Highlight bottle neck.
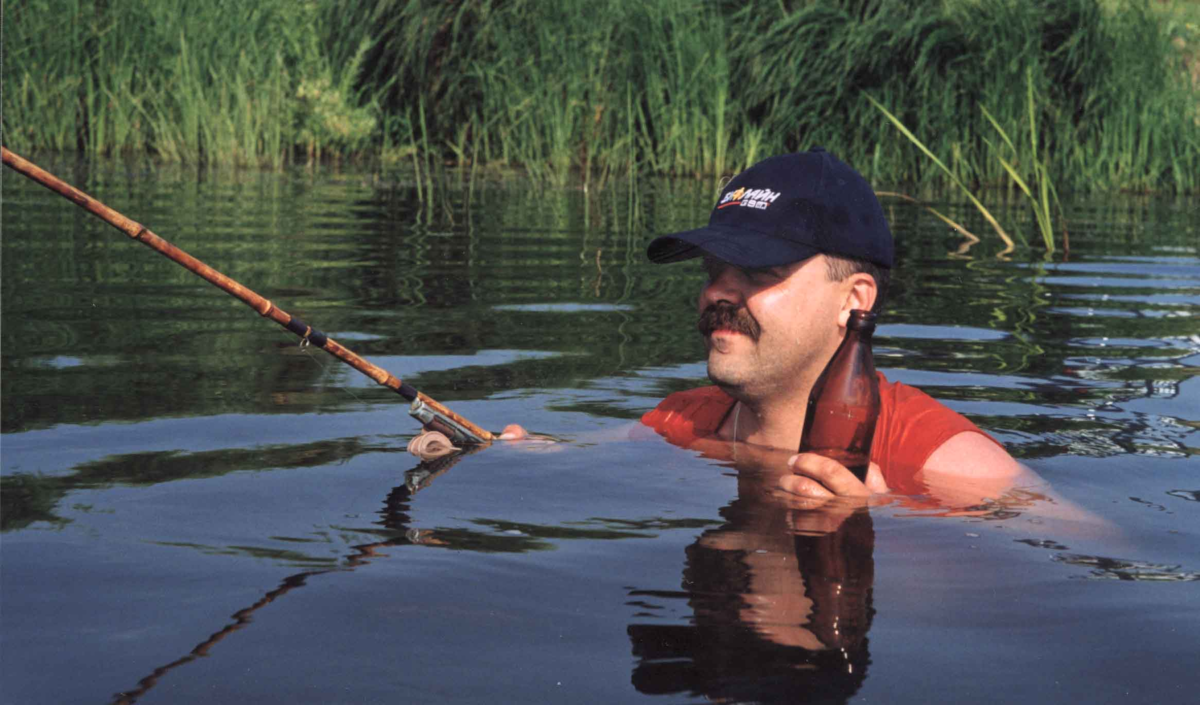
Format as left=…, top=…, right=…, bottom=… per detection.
left=845, top=310, right=876, bottom=339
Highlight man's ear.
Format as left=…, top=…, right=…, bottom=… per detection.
left=837, top=273, right=877, bottom=327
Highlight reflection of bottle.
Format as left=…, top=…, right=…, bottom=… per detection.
left=799, top=310, right=880, bottom=481
left=793, top=509, right=876, bottom=660
left=627, top=478, right=877, bottom=702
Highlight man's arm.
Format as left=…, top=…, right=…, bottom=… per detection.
left=409, top=421, right=654, bottom=459
left=782, top=432, right=1023, bottom=501
left=922, top=431, right=1024, bottom=478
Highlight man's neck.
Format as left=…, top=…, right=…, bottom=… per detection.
left=719, top=387, right=812, bottom=451
left=712, top=330, right=845, bottom=450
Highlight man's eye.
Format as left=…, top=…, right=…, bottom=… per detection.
left=701, top=259, right=781, bottom=284
left=745, top=267, right=782, bottom=282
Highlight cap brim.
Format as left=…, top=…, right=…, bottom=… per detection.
left=647, top=225, right=821, bottom=269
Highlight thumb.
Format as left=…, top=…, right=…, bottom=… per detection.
left=498, top=424, right=529, bottom=441
left=865, top=461, right=889, bottom=493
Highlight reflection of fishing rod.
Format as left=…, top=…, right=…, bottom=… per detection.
left=112, top=454, right=456, bottom=704
left=112, top=571, right=320, bottom=705
left=2, top=147, right=491, bottom=444
left=405, top=444, right=488, bottom=495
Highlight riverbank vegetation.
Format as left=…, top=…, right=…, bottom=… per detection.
left=4, top=0, right=1198, bottom=193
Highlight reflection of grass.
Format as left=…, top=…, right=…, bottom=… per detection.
left=0, top=438, right=378, bottom=531
left=0, top=474, right=74, bottom=531
left=1052, top=553, right=1200, bottom=582
left=407, top=528, right=556, bottom=554
left=569, top=517, right=722, bottom=532
left=473, top=518, right=653, bottom=541
left=999, top=259, right=1050, bottom=373
left=69, top=438, right=377, bottom=485
left=402, top=516, right=722, bottom=554
left=152, top=542, right=341, bottom=568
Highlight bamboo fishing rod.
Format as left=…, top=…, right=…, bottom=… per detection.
left=2, top=146, right=493, bottom=444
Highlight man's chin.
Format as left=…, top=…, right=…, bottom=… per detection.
left=706, top=361, right=749, bottom=395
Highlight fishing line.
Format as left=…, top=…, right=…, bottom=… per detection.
left=290, top=333, right=370, bottom=407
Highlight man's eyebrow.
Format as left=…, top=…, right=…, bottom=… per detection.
left=701, top=257, right=785, bottom=277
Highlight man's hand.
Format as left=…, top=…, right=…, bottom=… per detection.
left=498, top=424, right=529, bottom=440
left=408, top=423, right=554, bottom=460
left=495, top=424, right=562, bottom=453
left=778, top=453, right=889, bottom=501
left=407, top=430, right=459, bottom=459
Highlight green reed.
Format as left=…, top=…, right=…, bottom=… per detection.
left=871, top=65, right=1070, bottom=253
left=3, top=0, right=374, bottom=166
left=869, top=94, right=1017, bottom=250
left=980, top=69, right=1060, bottom=253
left=5, top=0, right=1197, bottom=195
left=317, top=0, right=1200, bottom=195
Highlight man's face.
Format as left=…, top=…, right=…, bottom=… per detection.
left=697, top=254, right=846, bottom=401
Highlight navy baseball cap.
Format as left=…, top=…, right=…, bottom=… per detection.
left=647, top=148, right=893, bottom=269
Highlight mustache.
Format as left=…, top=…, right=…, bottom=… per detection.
left=697, top=303, right=761, bottom=341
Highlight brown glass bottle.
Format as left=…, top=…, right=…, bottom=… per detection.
left=798, top=310, right=880, bottom=481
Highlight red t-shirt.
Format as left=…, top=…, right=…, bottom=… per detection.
left=640, top=373, right=1001, bottom=492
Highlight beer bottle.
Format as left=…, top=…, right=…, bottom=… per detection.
left=798, top=310, right=880, bottom=481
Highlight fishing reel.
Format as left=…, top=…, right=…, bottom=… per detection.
left=408, top=398, right=491, bottom=446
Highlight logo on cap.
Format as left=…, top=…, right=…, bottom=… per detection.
left=717, top=186, right=781, bottom=211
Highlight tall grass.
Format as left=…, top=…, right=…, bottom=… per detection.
left=3, top=0, right=375, bottom=166
left=871, top=66, right=1069, bottom=253
left=4, top=0, right=1197, bottom=194
left=726, top=0, right=1198, bottom=193
left=981, top=69, right=1061, bottom=253
left=328, top=0, right=1199, bottom=194
left=321, top=0, right=750, bottom=187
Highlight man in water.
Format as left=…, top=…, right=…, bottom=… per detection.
left=505, top=148, right=1023, bottom=500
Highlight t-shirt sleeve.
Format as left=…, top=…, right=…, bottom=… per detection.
left=640, top=396, right=685, bottom=433
left=641, top=388, right=733, bottom=447
left=872, top=380, right=1004, bottom=493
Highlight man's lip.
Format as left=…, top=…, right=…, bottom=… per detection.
left=707, top=328, right=746, bottom=337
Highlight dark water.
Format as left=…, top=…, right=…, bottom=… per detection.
left=2, top=159, right=1198, bottom=704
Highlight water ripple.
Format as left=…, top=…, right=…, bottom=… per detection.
left=1051, top=553, right=1200, bottom=582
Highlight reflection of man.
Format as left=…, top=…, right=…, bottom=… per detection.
left=628, top=458, right=876, bottom=703
left=636, top=149, right=1022, bottom=499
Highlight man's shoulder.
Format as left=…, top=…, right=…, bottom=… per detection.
left=641, top=386, right=735, bottom=439
left=654, top=385, right=732, bottom=409
left=874, top=372, right=1008, bottom=487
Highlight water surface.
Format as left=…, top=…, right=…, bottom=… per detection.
left=2, top=159, right=1198, bottom=703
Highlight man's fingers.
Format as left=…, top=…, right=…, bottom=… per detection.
left=786, top=453, right=872, bottom=497
left=777, top=473, right=835, bottom=500
left=864, top=461, right=889, bottom=493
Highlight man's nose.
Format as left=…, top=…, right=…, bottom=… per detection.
left=700, top=264, right=745, bottom=308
